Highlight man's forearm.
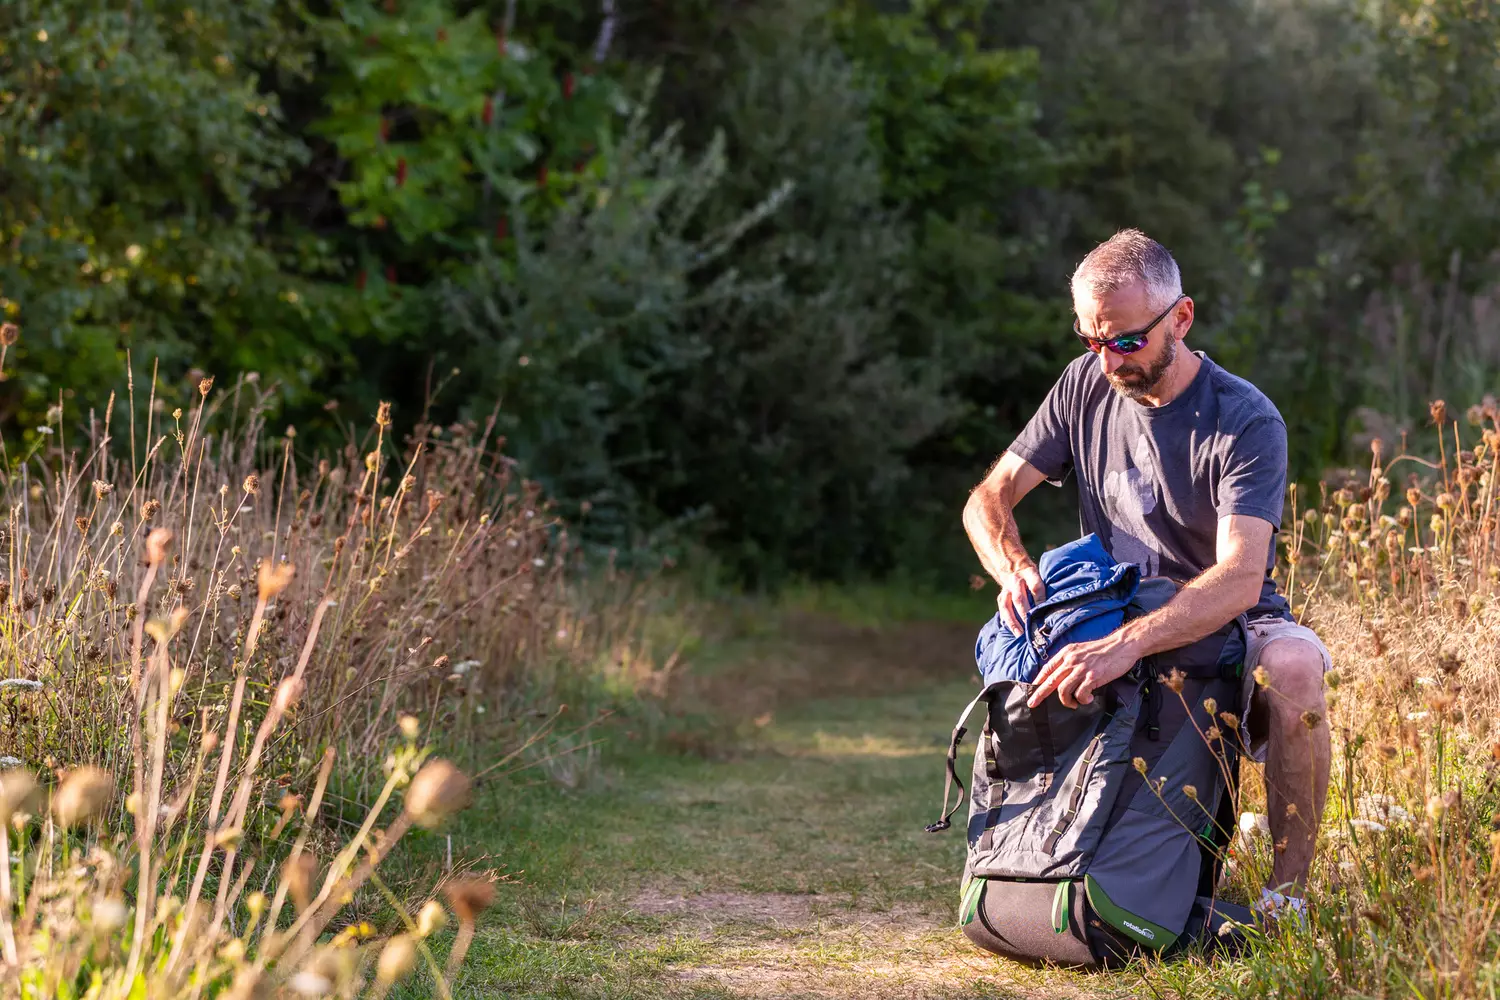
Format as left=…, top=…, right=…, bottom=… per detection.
left=963, top=487, right=1032, bottom=583
left=1115, top=561, right=1259, bottom=660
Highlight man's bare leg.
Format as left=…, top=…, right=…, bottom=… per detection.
left=1254, top=638, right=1331, bottom=895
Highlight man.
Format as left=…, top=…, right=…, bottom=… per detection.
left=962, top=228, right=1331, bottom=919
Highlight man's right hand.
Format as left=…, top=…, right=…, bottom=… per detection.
left=998, top=564, right=1045, bottom=636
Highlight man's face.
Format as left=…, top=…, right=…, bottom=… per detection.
left=1073, top=283, right=1186, bottom=401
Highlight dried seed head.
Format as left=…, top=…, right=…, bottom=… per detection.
left=243, top=474, right=260, bottom=496
left=1436, top=492, right=1456, bottom=511
left=257, top=561, right=295, bottom=601
left=284, top=853, right=317, bottom=913
left=1430, top=399, right=1449, bottom=427
left=1407, top=487, right=1423, bottom=508
left=1374, top=477, right=1391, bottom=502
left=365, top=451, right=379, bottom=473
left=400, top=474, right=416, bottom=492
left=52, top=766, right=113, bottom=827
left=1163, top=669, right=1185, bottom=695
left=0, top=769, right=37, bottom=826
left=1469, top=404, right=1486, bottom=426
left=93, top=480, right=114, bottom=501
left=1132, top=756, right=1148, bottom=777
left=1182, top=785, right=1199, bottom=801
left=142, top=498, right=161, bottom=520
left=442, top=875, right=496, bottom=923
left=1426, top=796, right=1448, bottom=822
left=416, top=899, right=447, bottom=937
left=1253, top=665, right=1270, bottom=688
left=376, top=934, right=418, bottom=983
left=199, top=376, right=214, bottom=397
left=399, top=715, right=420, bottom=741
left=1219, top=711, right=1240, bottom=730
left=0, top=323, right=18, bottom=347
left=271, top=677, right=305, bottom=715
left=1202, top=697, right=1217, bottom=716
left=377, top=401, right=392, bottom=428
left=404, top=759, right=472, bottom=828
left=145, top=528, right=173, bottom=567
left=1300, top=710, right=1323, bottom=730
left=432, top=654, right=450, bottom=672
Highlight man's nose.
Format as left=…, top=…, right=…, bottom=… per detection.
left=1099, top=348, right=1124, bottom=375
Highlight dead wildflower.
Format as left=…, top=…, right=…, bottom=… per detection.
left=1437, top=492, right=1456, bottom=511
left=377, top=401, right=393, bottom=428
left=1219, top=711, right=1240, bottom=730
left=146, top=527, right=173, bottom=566
left=1407, top=487, right=1423, bottom=508
left=52, top=766, right=112, bottom=827
left=198, top=375, right=214, bottom=396
left=142, top=498, right=161, bottom=520
left=243, top=474, right=260, bottom=496
left=257, top=561, right=295, bottom=601
left=1360, top=908, right=1390, bottom=930
left=1253, top=665, right=1270, bottom=688
left=285, top=852, right=318, bottom=913
left=1431, top=399, right=1449, bottom=426
left=442, top=875, right=496, bottom=922
left=1132, top=756, right=1149, bottom=777
left=0, top=323, right=19, bottom=346
left=1301, top=710, right=1323, bottom=730
left=405, top=759, right=471, bottom=828
left=1183, top=784, right=1199, bottom=801
left=92, top=480, right=113, bottom=501
left=40, top=583, right=55, bottom=605
left=376, top=934, right=418, bottom=984
left=1163, top=668, right=1185, bottom=695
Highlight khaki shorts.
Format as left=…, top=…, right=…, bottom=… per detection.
left=1239, top=616, right=1333, bottom=764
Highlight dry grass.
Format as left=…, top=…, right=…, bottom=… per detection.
left=0, top=366, right=649, bottom=997
left=1151, top=399, right=1500, bottom=997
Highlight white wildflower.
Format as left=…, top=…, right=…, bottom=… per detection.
left=0, top=679, right=42, bottom=692
left=1414, top=676, right=1436, bottom=687
left=453, top=659, right=479, bottom=676
left=1406, top=711, right=1429, bottom=721
left=0, top=757, right=22, bottom=768
left=1348, top=819, right=1388, bottom=833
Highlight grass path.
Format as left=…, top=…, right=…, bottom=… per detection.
left=432, top=603, right=1141, bottom=999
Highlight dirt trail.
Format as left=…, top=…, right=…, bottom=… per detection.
left=603, top=613, right=1106, bottom=1000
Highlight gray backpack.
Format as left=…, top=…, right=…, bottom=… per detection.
left=928, top=580, right=1257, bottom=967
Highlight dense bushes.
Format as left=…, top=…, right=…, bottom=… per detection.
left=9, top=0, right=1500, bottom=586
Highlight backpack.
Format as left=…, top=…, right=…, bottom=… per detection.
left=928, top=577, right=1257, bottom=968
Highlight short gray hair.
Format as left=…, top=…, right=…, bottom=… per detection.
left=1070, top=228, right=1182, bottom=310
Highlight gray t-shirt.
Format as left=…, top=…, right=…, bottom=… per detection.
left=1008, top=350, right=1291, bottom=621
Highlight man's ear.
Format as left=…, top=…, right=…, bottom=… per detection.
left=1174, top=296, right=1195, bottom=339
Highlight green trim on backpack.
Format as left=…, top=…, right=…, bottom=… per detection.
left=959, top=875, right=985, bottom=926
left=1083, top=875, right=1177, bottom=950
left=1050, top=880, right=1071, bottom=934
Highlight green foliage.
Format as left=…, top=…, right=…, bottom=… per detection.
left=0, top=0, right=312, bottom=423
left=438, top=91, right=790, bottom=543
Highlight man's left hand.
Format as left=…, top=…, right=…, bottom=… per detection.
left=1026, top=633, right=1142, bottom=709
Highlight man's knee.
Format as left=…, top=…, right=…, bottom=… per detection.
left=1256, top=639, right=1328, bottom=717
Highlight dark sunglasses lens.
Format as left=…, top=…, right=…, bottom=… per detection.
left=1112, top=335, right=1148, bottom=355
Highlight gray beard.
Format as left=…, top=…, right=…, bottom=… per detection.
left=1107, top=332, right=1177, bottom=401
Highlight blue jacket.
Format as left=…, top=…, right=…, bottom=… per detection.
left=975, top=534, right=1141, bottom=686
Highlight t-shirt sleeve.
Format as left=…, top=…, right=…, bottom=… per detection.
left=1215, top=417, right=1288, bottom=528
left=1006, top=364, right=1076, bottom=486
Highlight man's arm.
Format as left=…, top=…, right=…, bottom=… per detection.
left=964, top=452, right=1049, bottom=634
left=1026, top=514, right=1273, bottom=709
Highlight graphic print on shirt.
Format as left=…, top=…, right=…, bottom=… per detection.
left=1101, top=434, right=1161, bottom=576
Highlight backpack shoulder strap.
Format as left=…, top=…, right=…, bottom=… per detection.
left=925, top=687, right=995, bottom=833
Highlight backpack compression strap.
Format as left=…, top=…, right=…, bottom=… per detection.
left=925, top=689, right=991, bottom=833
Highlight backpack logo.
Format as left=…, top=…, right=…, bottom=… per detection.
left=1121, top=918, right=1156, bottom=941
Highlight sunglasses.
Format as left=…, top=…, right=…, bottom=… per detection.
left=1073, top=294, right=1185, bottom=356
